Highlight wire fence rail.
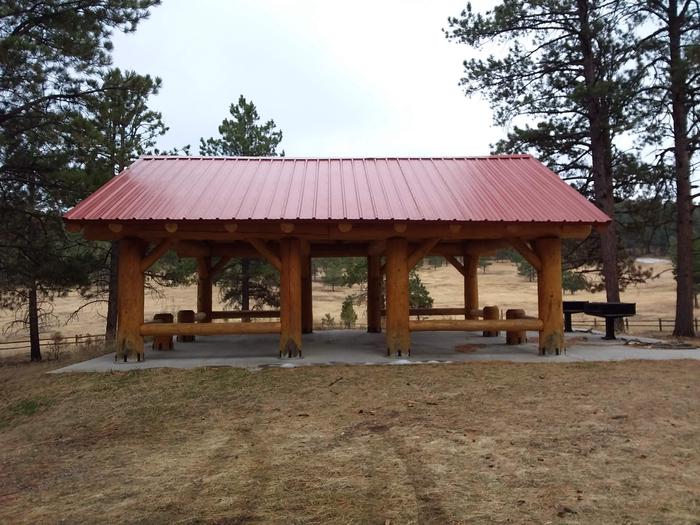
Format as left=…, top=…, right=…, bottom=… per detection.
left=572, top=318, right=696, bottom=333
left=0, top=333, right=106, bottom=354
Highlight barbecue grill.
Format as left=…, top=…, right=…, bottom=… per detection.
left=583, top=302, right=636, bottom=339
left=563, top=301, right=589, bottom=332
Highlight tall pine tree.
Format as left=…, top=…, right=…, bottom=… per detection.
left=74, top=68, right=167, bottom=343
left=200, top=96, right=283, bottom=312
left=447, top=0, right=645, bottom=303
left=0, top=1, right=159, bottom=360
left=636, top=0, right=699, bottom=336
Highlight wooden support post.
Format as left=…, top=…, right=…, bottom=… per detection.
left=464, top=253, right=479, bottom=320
left=367, top=255, right=382, bottom=333
left=116, top=238, right=146, bottom=362
left=197, top=256, right=213, bottom=323
left=280, top=238, right=302, bottom=357
left=385, top=238, right=410, bottom=356
left=301, top=251, right=313, bottom=334
left=535, top=237, right=565, bottom=355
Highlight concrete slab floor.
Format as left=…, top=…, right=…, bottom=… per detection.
left=52, top=329, right=700, bottom=373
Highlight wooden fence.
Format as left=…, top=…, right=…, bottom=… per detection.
left=0, top=333, right=106, bottom=354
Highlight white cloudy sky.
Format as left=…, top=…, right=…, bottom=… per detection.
left=110, top=0, right=500, bottom=157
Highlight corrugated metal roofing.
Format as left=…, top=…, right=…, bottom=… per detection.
left=64, top=155, right=610, bottom=223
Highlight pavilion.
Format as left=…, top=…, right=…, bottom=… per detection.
left=64, top=155, right=610, bottom=361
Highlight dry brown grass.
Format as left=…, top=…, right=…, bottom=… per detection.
left=2, top=358, right=700, bottom=524
left=0, top=258, right=682, bottom=345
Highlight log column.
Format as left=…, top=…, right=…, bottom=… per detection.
left=116, top=238, right=146, bottom=362
left=197, top=256, right=212, bottom=323
left=534, top=237, right=565, bottom=355
left=280, top=238, right=302, bottom=357
left=301, top=251, right=313, bottom=334
left=385, top=238, right=410, bottom=356
left=464, top=253, right=479, bottom=319
left=367, top=255, right=383, bottom=333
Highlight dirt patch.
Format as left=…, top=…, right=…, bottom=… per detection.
left=1, top=359, right=700, bottom=523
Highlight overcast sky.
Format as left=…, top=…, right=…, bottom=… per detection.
left=110, top=0, right=500, bottom=157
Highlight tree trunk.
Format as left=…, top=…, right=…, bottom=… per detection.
left=576, top=0, right=621, bottom=304
left=105, top=240, right=119, bottom=343
left=241, top=258, right=251, bottom=322
left=28, top=283, right=41, bottom=362
left=668, top=0, right=694, bottom=336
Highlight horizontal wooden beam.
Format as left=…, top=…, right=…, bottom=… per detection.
left=210, top=310, right=280, bottom=319
left=380, top=307, right=483, bottom=317
left=248, top=239, right=282, bottom=271
left=76, top=220, right=594, bottom=242
left=409, top=318, right=543, bottom=332
left=461, top=239, right=511, bottom=256
left=140, top=321, right=281, bottom=336
left=508, top=238, right=542, bottom=271
left=367, top=240, right=386, bottom=256
left=140, top=239, right=176, bottom=272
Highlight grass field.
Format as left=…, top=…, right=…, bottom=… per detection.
left=1, top=354, right=699, bottom=523
left=0, top=258, right=682, bottom=344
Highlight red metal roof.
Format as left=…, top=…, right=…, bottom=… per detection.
left=65, top=155, right=610, bottom=223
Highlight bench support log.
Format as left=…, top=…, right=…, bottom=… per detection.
left=116, top=238, right=146, bottom=361
left=367, top=255, right=383, bottom=333
left=535, top=237, right=565, bottom=355
left=409, top=318, right=543, bottom=332
left=280, top=238, right=302, bottom=357
left=386, top=238, right=410, bottom=356
left=141, top=321, right=281, bottom=336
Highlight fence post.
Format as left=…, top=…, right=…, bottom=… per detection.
left=658, top=318, right=662, bottom=332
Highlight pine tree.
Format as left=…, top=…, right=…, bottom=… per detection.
left=74, top=68, right=167, bottom=343
left=447, top=0, right=644, bottom=304
left=201, top=96, right=283, bottom=310
left=635, top=0, right=699, bottom=336
left=0, top=0, right=160, bottom=360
